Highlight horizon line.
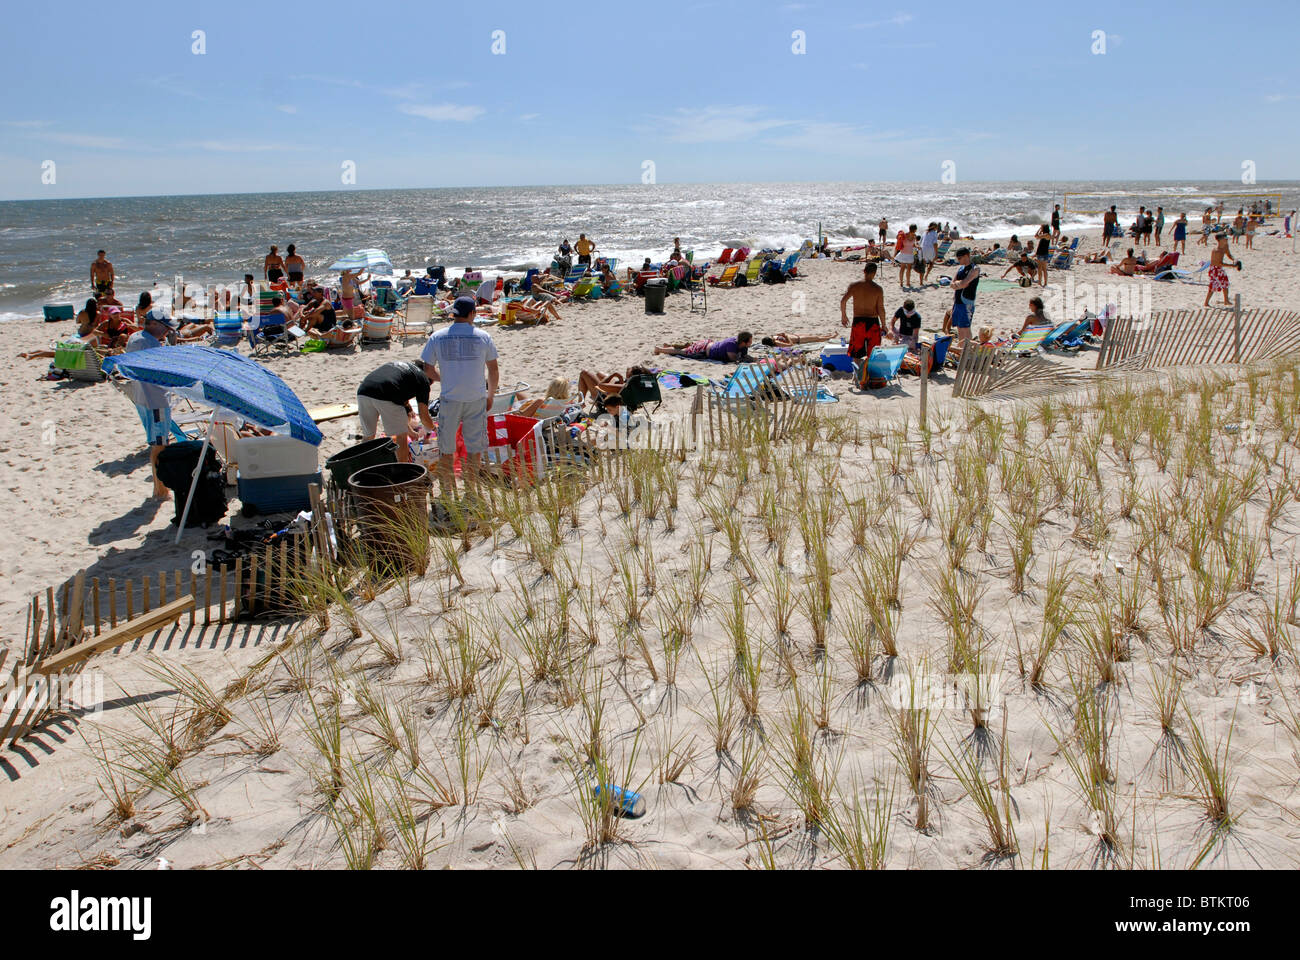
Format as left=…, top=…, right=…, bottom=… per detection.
left=5, top=177, right=1299, bottom=205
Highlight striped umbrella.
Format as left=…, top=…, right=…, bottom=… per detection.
left=329, top=248, right=393, bottom=273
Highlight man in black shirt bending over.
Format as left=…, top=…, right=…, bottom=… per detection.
left=356, top=360, right=436, bottom=462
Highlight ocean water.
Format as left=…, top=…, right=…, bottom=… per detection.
left=2, top=179, right=1296, bottom=319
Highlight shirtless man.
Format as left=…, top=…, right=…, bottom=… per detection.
left=877, top=218, right=888, bottom=243
left=1204, top=235, right=1239, bottom=307
left=91, top=250, right=114, bottom=295
left=1109, top=248, right=1138, bottom=276
left=840, top=262, right=885, bottom=364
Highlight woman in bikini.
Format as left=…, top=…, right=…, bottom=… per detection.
left=265, top=246, right=286, bottom=282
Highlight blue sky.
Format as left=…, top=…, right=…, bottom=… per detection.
left=1, top=0, right=1297, bottom=199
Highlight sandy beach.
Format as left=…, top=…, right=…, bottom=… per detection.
left=2, top=225, right=1299, bottom=869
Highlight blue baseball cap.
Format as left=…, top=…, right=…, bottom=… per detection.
left=145, top=307, right=179, bottom=329
left=451, top=296, right=476, bottom=318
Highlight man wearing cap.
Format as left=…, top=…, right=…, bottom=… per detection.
left=949, top=248, right=980, bottom=345
left=125, top=309, right=179, bottom=499
left=421, top=296, right=499, bottom=498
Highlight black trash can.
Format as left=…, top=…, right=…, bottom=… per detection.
left=324, top=437, right=398, bottom=491
left=644, top=278, right=668, bottom=314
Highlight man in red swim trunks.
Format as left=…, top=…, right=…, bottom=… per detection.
left=840, top=262, right=885, bottom=363
left=1203, top=234, right=1238, bottom=307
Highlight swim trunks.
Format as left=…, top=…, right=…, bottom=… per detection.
left=267, top=267, right=284, bottom=282
left=288, top=271, right=304, bottom=283
left=1208, top=265, right=1229, bottom=292
left=848, top=316, right=881, bottom=360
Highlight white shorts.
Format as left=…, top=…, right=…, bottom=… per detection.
left=438, top=398, right=488, bottom=456
left=357, top=394, right=411, bottom=438
left=896, top=252, right=915, bottom=264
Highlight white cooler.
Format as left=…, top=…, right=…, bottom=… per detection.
left=235, top=436, right=322, bottom=516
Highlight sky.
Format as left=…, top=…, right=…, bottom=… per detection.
left=1, top=0, right=1297, bottom=200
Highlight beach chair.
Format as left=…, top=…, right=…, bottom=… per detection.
left=1048, top=319, right=1093, bottom=351
left=1009, top=324, right=1054, bottom=355
left=615, top=372, right=662, bottom=416
left=717, top=248, right=734, bottom=265
left=207, top=311, right=245, bottom=348
left=707, top=264, right=740, bottom=287
left=371, top=281, right=401, bottom=314
left=570, top=278, right=598, bottom=299
left=933, top=240, right=952, bottom=262
left=488, top=382, right=531, bottom=416
left=742, top=258, right=764, bottom=285
left=397, top=295, right=436, bottom=343
left=361, top=315, right=393, bottom=344
left=43, top=304, right=75, bottom=322
left=901, top=334, right=955, bottom=376
left=1038, top=321, right=1078, bottom=350
left=248, top=314, right=305, bottom=356
left=563, top=265, right=588, bottom=285
left=857, top=345, right=908, bottom=389
left=53, top=340, right=107, bottom=382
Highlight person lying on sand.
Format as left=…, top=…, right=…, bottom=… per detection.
left=654, top=331, right=753, bottom=363
left=760, top=332, right=829, bottom=347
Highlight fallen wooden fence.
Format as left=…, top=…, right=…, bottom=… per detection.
left=1096, top=304, right=1300, bottom=371
left=0, top=484, right=335, bottom=748
left=952, top=343, right=1092, bottom=400
left=691, top=359, right=819, bottom=445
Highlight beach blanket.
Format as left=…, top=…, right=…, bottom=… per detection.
left=656, top=370, right=712, bottom=390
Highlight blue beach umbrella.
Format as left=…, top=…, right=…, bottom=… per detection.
left=104, top=346, right=324, bottom=540
left=103, top=346, right=323, bottom=445
left=329, top=248, right=392, bottom=273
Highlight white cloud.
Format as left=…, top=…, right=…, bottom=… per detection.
left=852, top=12, right=912, bottom=29
left=38, top=132, right=129, bottom=150
left=398, top=103, right=485, bottom=122
left=184, top=140, right=284, bottom=153
left=276, top=104, right=298, bottom=114
left=1265, top=93, right=1299, bottom=103
left=650, top=106, right=793, bottom=143
left=518, top=113, right=541, bottom=122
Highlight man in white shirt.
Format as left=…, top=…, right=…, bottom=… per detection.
left=421, top=296, right=500, bottom=497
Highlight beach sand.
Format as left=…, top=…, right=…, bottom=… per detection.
left=2, top=225, right=1298, bottom=868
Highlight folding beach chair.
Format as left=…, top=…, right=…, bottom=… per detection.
left=361, top=316, right=393, bottom=344
left=570, top=278, right=598, bottom=299
left=207, top=311, right=245, bottom=348
left=53, top=340, right=107, bottom=383
left=488, top=381, right=531, bottom=416
left=397, top=295, right=436, bottom=344
left=1159, top=260, right=1210, bottom=284
left=248, top=314, right=304, bottom=356
left=1050, top=319, right=1093, bottom=351
left=707, top=264, right=740, bottom=286
left=1009, top=324, right=1054, bottom=355
left=563, top=265, right=588, bottom=285
left=741, top=258, right=764, bottom=285
left=615, top=372, right=662, bottom=416
left=1038, top=321, right=1078, bottom=350
left=857, top=345, right=908, bottom=389
left=717, top=248, right=734, bottom=265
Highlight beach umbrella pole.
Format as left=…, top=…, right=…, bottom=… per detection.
left=174, top=409, right=218, bottom=545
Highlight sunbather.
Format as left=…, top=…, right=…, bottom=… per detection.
left=1109, top=249, right=1138, bottom=276
left=578, top=365, right=653, bottom=402
left=1014, top=297, right=1050, bottom=337
left=760, top=332, right=829, bottom=347
left=510, top=297, right=562, bottom=324
left=1134, top=251, right=1177, bottom=275
left=514, top=377, right=573, bottom=417
left=654, top=331, right=753, bottom=363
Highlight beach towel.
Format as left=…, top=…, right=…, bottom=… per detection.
left=656, top=370, right=712, bottom=390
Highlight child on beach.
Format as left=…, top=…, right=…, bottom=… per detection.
left=889, top=299, right=922, bottom=351
left=1204, top=235, right=1239, bottom=307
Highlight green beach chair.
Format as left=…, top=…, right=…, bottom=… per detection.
left=53, top=341, right=107, bottom=383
